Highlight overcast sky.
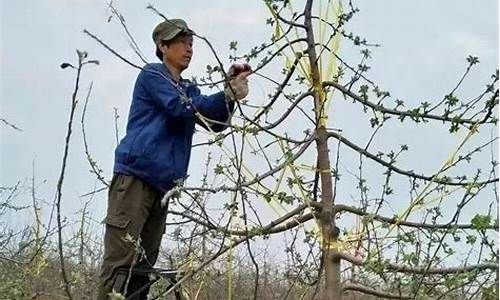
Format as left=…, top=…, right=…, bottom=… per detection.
left=1, top=0, right=498, bottom=244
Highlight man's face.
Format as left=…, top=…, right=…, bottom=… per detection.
left=161, top=35, right=193, bottom=71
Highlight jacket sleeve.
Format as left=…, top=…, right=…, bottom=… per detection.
left=192, top=86, right=236, bottom=132
left=140, top=67, right=232, bottom=122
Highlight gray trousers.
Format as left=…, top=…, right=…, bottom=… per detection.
left=97, top=174, right=167, bottom=300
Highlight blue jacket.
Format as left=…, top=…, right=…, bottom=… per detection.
left=114, top=63, right=234, bottom=192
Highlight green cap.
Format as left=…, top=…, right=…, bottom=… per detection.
left=152, top=19, right=194, bottom=44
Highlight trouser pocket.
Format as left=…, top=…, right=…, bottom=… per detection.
left=104, top=214, right=131, bottom=231
left=98, top=173, right=166, bottom=299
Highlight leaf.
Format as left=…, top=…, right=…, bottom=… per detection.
left=229, top=41, right=238, bottom=51
left=60, top=62, right=73, bottom=69
left=76, top=49, right=88, bottom=59
left=471, top=214, right=492, bottom=231
left=466, top=55, right=479, bottom=65
left=466, top=235, right=477, bottom=244
left=214, top=164, right=224, bottom=175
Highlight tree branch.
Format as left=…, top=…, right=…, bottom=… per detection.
left=323, top=81, right=497, bottom=125
left=335, top=251, right=498, bottom=275
left=333, top=204, right=499, bottom=230
left=327, top=131, right=498, bottom=186
left=342, top=283, right=411, bottom=299
left=168, top=208, right=314, bottom=236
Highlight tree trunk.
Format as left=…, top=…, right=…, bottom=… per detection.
left=304, top=1, right=341, bottom=299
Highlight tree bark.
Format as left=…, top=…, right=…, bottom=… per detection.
left=304, top=1, right=341, bottom=299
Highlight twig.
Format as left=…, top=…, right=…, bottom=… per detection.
left=55, top=50, right=91, bottom=300
left=80, top=82, right=109, bottom=187
left=0, top=118, right=23, bottom=132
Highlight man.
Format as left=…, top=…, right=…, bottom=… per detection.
left=97, top=18, right=250, bottom=299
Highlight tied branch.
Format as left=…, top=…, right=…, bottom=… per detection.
left=327, top=131, right=498, bottom=186
left=323, top=81, right=498, bottom=125
left=336, top=251, right=498, bottom=275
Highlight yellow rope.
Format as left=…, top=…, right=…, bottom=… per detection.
left=349, top=124, right=483, bottom=257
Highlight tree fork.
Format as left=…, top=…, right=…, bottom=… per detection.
left=304, top=0, right=341, bottom=299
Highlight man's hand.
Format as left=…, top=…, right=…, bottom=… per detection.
left=225, top=63, right=251, bottom=101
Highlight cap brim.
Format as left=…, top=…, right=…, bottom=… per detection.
left=160, top=28, right=195, bottom=42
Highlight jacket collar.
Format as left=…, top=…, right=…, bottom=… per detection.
left=160, top=62, right=192, bottom=85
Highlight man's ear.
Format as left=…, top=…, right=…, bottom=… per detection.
left=159, top=42, right=169, bottom=54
